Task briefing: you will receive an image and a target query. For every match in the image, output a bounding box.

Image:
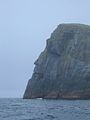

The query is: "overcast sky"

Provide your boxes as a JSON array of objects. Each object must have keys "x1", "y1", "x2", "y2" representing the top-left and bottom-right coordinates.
[{"x1": 0, "y1": 0, "x2": 90, "y2": 98}]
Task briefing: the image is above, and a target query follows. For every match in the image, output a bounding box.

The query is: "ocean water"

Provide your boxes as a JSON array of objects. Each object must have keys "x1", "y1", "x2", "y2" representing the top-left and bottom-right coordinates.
[{"x1": 0, "y1": 98, "x2": 90, "y2": 120}]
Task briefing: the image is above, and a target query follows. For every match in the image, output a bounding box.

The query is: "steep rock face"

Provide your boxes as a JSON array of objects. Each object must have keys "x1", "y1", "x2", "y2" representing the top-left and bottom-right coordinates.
[{"x1": 23, "y1": 24, "x2": 90, "y2": 99}]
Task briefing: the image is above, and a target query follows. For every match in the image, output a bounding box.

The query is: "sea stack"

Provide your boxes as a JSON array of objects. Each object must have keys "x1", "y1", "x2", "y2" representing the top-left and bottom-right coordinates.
[{"x1": 23, "y1": 23, "x2": 90, "y2": 99}]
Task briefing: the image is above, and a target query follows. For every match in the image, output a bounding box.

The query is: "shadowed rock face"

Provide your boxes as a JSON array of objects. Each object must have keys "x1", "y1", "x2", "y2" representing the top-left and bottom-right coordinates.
[{"x1": 23, "y1": 24, "x2": 90, "y2": 99}]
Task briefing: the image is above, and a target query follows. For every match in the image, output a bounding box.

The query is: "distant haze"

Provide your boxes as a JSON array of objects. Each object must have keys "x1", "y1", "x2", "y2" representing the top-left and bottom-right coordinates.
[{"x1": 0, "y1": 0, "x2": 90, "y2": 98}]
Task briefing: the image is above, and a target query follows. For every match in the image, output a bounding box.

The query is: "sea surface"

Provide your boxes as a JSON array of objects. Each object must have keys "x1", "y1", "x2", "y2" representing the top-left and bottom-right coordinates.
[{"x1": 0, "y1": 98, "x2": 90, "y2": 120}]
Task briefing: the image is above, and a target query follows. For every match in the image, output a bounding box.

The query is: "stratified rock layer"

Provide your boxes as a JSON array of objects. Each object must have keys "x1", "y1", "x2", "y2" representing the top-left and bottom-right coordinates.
[{"x1": 23, "y1": 24, "x2": 90, "y2": 99}]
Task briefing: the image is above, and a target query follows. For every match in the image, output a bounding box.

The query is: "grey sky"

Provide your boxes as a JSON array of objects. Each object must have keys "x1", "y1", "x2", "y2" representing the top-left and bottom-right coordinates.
[{"x1": 0, "y1": 0, "x2": 90, "y2": 98}]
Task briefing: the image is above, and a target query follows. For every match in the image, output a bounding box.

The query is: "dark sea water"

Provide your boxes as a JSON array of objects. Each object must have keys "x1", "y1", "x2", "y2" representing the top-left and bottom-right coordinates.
[{"x1": 0, "y1": 98, "x2": 90, "y2": 120}]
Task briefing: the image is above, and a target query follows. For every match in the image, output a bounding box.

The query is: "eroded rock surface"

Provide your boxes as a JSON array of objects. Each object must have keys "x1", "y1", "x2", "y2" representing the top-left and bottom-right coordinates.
[{"x1": 23, "y1": 24, "x2": 90, "y2": 99}]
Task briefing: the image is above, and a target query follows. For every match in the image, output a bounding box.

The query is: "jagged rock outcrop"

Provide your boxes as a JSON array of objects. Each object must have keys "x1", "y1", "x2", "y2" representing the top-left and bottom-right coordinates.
[{"x1": 23, "y1": 23, "x2": 90, "y2": 99}]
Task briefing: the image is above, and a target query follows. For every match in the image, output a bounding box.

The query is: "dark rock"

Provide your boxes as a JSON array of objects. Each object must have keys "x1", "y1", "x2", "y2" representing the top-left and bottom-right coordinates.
[{"x1": 23, "y1": 23, "x2": 90, "y2": 99}]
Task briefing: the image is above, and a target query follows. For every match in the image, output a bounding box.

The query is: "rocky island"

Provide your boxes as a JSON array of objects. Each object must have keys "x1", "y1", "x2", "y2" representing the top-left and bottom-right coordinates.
[{"x1": 23, "y1": 23, "x2": 90, "y2": 99}]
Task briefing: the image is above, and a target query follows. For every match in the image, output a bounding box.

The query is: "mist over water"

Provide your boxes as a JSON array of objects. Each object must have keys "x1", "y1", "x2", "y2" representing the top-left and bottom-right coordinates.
[{"x1": 0, "y1": 99, "x2": 90, "y2": 120}]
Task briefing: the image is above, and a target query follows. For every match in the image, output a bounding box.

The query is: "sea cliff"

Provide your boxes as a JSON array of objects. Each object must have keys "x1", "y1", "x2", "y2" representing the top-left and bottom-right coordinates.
[{"x1": 23, "y1": 24, "x2": 90, "y2": 99}]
